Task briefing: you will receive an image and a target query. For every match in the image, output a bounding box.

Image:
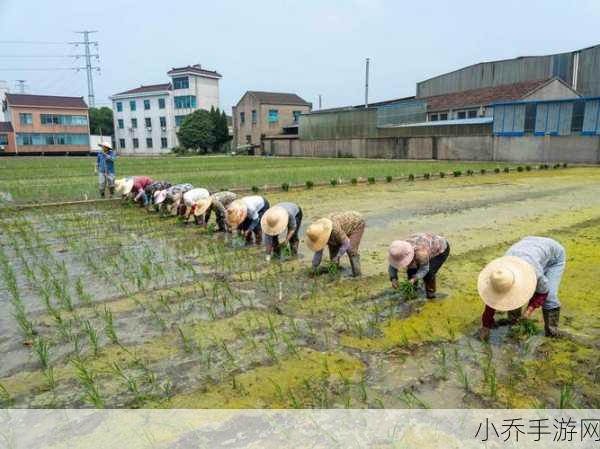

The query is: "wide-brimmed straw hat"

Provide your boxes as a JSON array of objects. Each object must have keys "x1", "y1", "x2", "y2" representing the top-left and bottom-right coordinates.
[
  {"x1": 477, "y1": 256, "x2": 537, "y2": 311},
  {"x1": 193, "y1": 197, "x2": 213, "y2": 217},
  {"x1": 98, "y1": 142, "x2": 112, "y2": 151},
  {"x1": 122, "y1": 178, "x2": 135, "y2": 195},
  {"x1": 154, "y1": 189, "x2": 167, "y2": 205},
  {"x1": 261, "y1": 206, "x2": 289, "y2": 236},
  {"x1": 226, "y1": 200, "x2": 248, "y2": 227},
  {"x1": 305, "y1": 218, "x2": 333, "y2": 252},
  {"x1": 388, "y1": 240, "x2": 415, "y2": 269},
  {"x1": 114, "y1": 178, "x2": 130, "y2": 196}
]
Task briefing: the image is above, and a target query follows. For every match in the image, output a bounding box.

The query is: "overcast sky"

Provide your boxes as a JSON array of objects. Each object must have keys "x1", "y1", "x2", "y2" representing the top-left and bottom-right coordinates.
[{"x1": 1, "y1": 0, "x2": 598, "y2": 112}]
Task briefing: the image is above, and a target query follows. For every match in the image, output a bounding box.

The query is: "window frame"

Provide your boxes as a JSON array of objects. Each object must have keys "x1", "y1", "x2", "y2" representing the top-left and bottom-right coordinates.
[
  {"x1": 145, "y1": 117, "x2": 152, "y2": 128},
  {"x1": 132, "y1": 138, "x2": 139, "y2": 149},
  {"x1": 159, "y1": 116, "x2": 167, "y2": 128},
  {"x1": 116, "y1": 102, "x2": 123, "y2": 112},
  {"x1": 173, "y1": 76, "x2": 189, "y2": 90},
  {"x1": 117, "y1": 119, "x2": 124, "y2": 129},
  {"x1": 158, "y1": 98, "x2": 166, "y2": 109},
  {"x1": 131, "y1": 118, "x2": 138, "y2": 128},
  {"x1": 160, "y1": 137, "x2": 168, "y2": 148},
  {"x1": 129, "y1": 100, "x2": 136, "y2": 111},
  {"x1": 19, "y1": 113, "x2": 33, "y2": 125},
  {"x1": 119, "y1": 138, "x2": 125, "y2": 149},
  {"x1": 174, "y1": 95, "x2": 197, "y2": 109},
  {"x1": 146, "y1": 137, "x2": 153, "y2": 148},
  {"x1": 268, "y1": 109, "x2": 279, "y2": 124},
  {"x1": 143, "y1": 99, "x2": 151, "y2": 110}
]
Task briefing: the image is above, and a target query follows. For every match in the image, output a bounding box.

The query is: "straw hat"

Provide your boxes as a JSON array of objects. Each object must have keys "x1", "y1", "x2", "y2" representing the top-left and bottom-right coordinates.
[
  {"x1": 261, "y1": 206, "x2": 289, "y2": 236},
  {"x1": 193, "y1": 197, "x2": 213, "y2": 216},
  {"x1": 114, "y1": 178, "x2": 131, "y2": 196},
  {"x1": 98, "y1": 142, "x2": 112, "y2": 151},
  {"x1": 388, "y1": 240, "x2": 415, "y2": 269},
  {"x1": 305, "y1": 218, "x2": 333, "y2": 252},
  {"x1": 477, "y1": 256, "x2": 537, "y2": 311},
  {"x1": 154, "y1": 189, "x2": 167, "y2": 205},
  {"x1": 122, "y1": 178, "x2": 135, "y2": 195},
  {"x1": 226, "y1": 200, "x2": 248, "y2": 227}
]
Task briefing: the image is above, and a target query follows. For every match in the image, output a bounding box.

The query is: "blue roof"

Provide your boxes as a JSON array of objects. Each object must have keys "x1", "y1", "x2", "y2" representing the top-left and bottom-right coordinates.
[{"x1": 379, "y1": 117, "x2": 493, "y2": 128}]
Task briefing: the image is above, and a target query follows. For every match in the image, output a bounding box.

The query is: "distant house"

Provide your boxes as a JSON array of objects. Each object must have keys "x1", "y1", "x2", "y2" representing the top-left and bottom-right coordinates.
[
  {"x1": 232, "y1": 91, "x2": 311, "y2": 151},
  {"x1": 110, "y1": 64, "x2": 221, "y2": 154},
  {"x1": 2, "y1": 94, "x2": 90, "y2": 155}
]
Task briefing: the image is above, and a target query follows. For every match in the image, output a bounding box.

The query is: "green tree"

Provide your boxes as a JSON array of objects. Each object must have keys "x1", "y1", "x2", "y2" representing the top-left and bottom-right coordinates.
[
  {"x1": 177, "y1": 109, "x2": 215, "y2": 153},
  {"x1": 214, "y1": 110, "x2": 231, "y2": 150},
  {"x1": 88, "y1": 107, "x2": 114, "y2": 136}
]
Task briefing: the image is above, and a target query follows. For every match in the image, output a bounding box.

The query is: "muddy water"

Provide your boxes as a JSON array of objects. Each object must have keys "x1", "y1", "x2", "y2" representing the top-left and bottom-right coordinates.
[{"x1": 1, "y1": 167, "x2": 599, "y2": 408}]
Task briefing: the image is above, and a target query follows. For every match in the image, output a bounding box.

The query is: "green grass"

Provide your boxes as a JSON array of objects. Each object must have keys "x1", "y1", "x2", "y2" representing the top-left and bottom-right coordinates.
[{"x1": 0, "y1": 155, "x2": 515, "y2": 203}]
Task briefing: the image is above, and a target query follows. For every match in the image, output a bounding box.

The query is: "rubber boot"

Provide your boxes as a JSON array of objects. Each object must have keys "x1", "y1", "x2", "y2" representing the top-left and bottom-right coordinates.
[
  {"x1": 349, "y1": 254, "x2": 362, "y2": 277},
  {"x1": 254, "y1": 229, "x2": 263, "y2": 246},
  {"x1": 99, "y1": 190, "x2": 105, "y2": 198},
  {"x1": 290, "y1": 240, "x2": 299, "y2": 256},
  {"x1": 424, "y1": 278, "x2": 436, "y2": 299},
  {"x1": 543, "y1": 307, "x2": 561, "y2": 337},
  {"x1": 108, "y1": 186, "x2": 114, "y2": 198},
  {"x1": 272, "y1": 240, "x2": 281, "y2": 257}
]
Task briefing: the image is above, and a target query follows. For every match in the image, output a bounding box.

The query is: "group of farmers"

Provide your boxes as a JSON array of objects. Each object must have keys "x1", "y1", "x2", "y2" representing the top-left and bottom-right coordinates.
[{"x1": 97, "y1": 142, "x2": 566, "y2": 341}]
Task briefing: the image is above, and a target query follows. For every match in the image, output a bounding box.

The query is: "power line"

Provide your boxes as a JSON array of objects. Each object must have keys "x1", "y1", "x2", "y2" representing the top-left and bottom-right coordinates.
[
  {"x1": 0, "y1": 54, "x2": 76, "y2": 58},
  {"x1": 0, "y1": 68, "x2": 79, "y2": 71},
  {"x1": 71, "y1": 31, "x2": 100, "y2": 107},
  {"x1": 0, "y1": 40, "x2": 70, "y2": 44}
]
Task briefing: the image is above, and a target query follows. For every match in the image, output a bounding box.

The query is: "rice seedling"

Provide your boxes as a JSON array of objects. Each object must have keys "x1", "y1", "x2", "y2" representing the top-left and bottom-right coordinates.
[
  {"x1": 513, "y1": 318, "x2": 539, "y2": 337},
  {"x1": 305, "y1": 180, "x2": 314, "y2": 189},
  {"x1": 112, "y1": 362, "x2": 143, "y2": 405},
  {"x1": 71, "y1": 358, "x2": 104, "y2": 408},
  {"x1": 408, "y1": 174, "x2": 415, "y2": 181},
  {"x1": 494, "y1": 167, "x2": 501, "y2": 173},
  {"x1": 397, "y1": 280, "x2": 417, "y2": 300},
  {"x1": 453, "y1": 170, "x2": 462, "y2": 177},
  {"x1": 559, "y1": 383, "x2": 574, "y2": 409},
  {"x1": 330, "y1": 179, "x2": 338, "y2": 186},
  {"x1": 424, "y1": 172, "x2": 431, "y2": 179},
  {"x1": 82, "y1": 320, "x2": 99, "y2": 356},
  {"x1": 263, "y1": 338, "x2": 279, "y2": 363},
  {"x1": 287, "y1": 388, "x2": 301, "y2": 408},
  {"x1": 251, "y1": 185, "x2": 260, "y2": 193},
  {"x1": 161, "y1": 380, "x2": 174, "y2": 399},
  {"x1": 351, "y1": 177, "x2": 358, "y2": 184},
  {"x1": 0, "y1": 382, "x2": 13, "y2": 407},
  {"x1": 456, "y1": 363, "x2": 471, "y2": 393},
  {"x1": 439, "y1": 171, "x2": 446, "y2": 178},
  {"x1": 177, "y1": 326, "x2": 193, "y2": 353},
  {"x1": 503, "y1": 167, "x2": 510, "y2": 173},
  {"x1": 480, "y1": 168, "x2": 486, "y2": 174},
  {"x1": 281, "y1": 182, "x2": 290, "y2": 191},
  {"x1": 401, "y1": 389, "x2": 429, "y2": 408},
  {"x1": 45, "y1": 366, "x2": 56, "y2": 391},
  {"x1": 517, "y1": 166, "x2": 524, "y2": 172},
  {"x1": 467, "y1": 169, "x2": 474, "y2": 176},
  {"x1": 33, "y1": 336, "x2": 50, "y2": 370},
  {"x1": 367, "y1": 177, "x2": 376, "y2": 184},
  {"x1": 358, "y1": 375, "x2": 368, "y2": 403},
  {"x1": 102, "y1": 306, "x2": 119, "y2": 345},
  {"x1": 386, "y1": 175, "x2": 393, "y2": 182}
]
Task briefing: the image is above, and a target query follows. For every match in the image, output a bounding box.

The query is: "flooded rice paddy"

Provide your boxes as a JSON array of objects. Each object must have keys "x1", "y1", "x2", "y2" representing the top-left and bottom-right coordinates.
[{"x1": 0, "y1": 167, "x2": 599, "y2": 409}]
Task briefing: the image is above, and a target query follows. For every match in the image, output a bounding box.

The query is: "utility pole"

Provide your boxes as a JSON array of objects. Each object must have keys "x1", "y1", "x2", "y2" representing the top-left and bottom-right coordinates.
[
  {"x1": 318, "y1": 94, "x2": 322, "y2": 110},
  {"x1": 71, "y1": 31, "x2": 100, "y2": 107},
  {"x1": 16, "y1": 80, "x2": 26, "y2": 93},
  {"x1": 364, "y1": 58, "x2": 370, "y2": 108}
]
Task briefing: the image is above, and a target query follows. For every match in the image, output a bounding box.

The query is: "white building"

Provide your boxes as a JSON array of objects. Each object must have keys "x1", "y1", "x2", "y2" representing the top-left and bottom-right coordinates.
[{"x1": 110, "y1": 64, "x2": 221, "y2": 154}]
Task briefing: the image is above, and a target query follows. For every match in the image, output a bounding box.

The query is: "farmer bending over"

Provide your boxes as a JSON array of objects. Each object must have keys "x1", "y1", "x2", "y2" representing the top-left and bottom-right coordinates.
[
  {"x1": 478, "y1": 236, "x2": 566, "y2": 341},
  {"x1": 226, "y1": 195, "x2": 270, "y2": 244},
  {"x1": 388, "y1": 233, "x2": 450, "y2": 299},
  {"x1": 306, "y1": 211, "x2": 365, "y2": 277},
  {"x1": 154, "y1": 183, "x2": 194, "y2": 215},
  {"x1": 95, "y1": 143, "x2": 116, "y2": 198},
  {"x1": 143, "y1": 181, "x2": 171, "y2": 211},
  {"x1": 180, "y1": 188, "x2": 210, "y2": 224},
  {"x1": 261, "y1": 202, "x2": 303, "y2": 260},
  {"x1": 124, "y1": 176, "x2": 154, "y2": 206},
  {"x1": 194, "y1": 191, "x2": 237, "y2": 232}
]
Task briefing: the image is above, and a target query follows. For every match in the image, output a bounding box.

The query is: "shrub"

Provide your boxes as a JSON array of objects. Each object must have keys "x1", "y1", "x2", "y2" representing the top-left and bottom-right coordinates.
[
  {"x1": 517, "y1": 166, "x2": 524, "y2": 172},
  {"x1": 281, "y1": 183, "x2": 290, "y2": 192},
  {"x1": 170, "y1": 145, "x2": 188, "y2": 156},
  {"x1": 305, "y1": 180, "x2": 314, "y2": 189},
  {"x1": 408, "y1": 174, "x2": 415, "y2": 181},
  {"x1": 351, "y1": 178, "x2": 358, "y2": 185},
  {"x1": 386, "y1": 175, "x2": 393, "y2": 183},
  {"x1": 539, "y1": 164, "x2": 549, "y2": 170},
  {"x1": 494, "y1": 167, "x2": 501, "y2": 173},
  {"x1": 453, "y1": 170, "x2": 462, "y2": 177},
  {"x1": 367, "y1": 177, "x2": 376, "y2": 184},
  {"x1": 439, "y1": 172, "x2": 446, "y2": 178},
  {"x1": 553, "y1": 163, "x2": 561, "y2": 169},
  {"x1": 563, "y1": 162, "x2": 568, "y2": 168},
  {"x1": 251, "y1": 185, "x2": 259, "y2": 193},
  {"x1": 480, "y1": 169, "x2": 486, "y2": 175},
  {"x1": 424, "y1": 172, "x2": 431, "y2": 180},
  {"x1": 525, "y1": 165, "x2": 532, "y2": 171},
  {"x1": 466, "y1": 169, "x2": 474, "y2": 176},
  {"x1": 503, "y1": 167, "x2": 510, "y2": 173},
  {"x1": 330, "y1": 179, "x2": 338, "y2": 187}
]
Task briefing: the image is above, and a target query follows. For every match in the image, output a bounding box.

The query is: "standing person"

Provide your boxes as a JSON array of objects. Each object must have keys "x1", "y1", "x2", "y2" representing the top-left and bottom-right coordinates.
[
  {"x1": 179, "y1": 187, "x2": 210, "y2": 224},
  {"x1": 95, "y1": 142, "x2": 116, "y2": 198},
  {"x1": 226, "y1": 195, "x2": 270, "y2": 244},
  {"x1": 193, "y1": 191, "x2": 237, "y2": 232},
  {"x1": 305, "y1": 211, "x2": 365, "y2": 277},
  {"x1": 121, "y1": 176, "x2": 154, "y2": 206},
  {"x1": 154, "y1": 183, "x2": 194, "y2": 215},
  {"x1": 144, "y1": 180, "x2": 171, "y2": 211},
  {"x1": 478, "y1": 236, "x2": 566, "y2": 341},
  {"x1": 261, "y1": 202, "x2": 303, "y2": 260},
  {"x1": 388, "y1": 233, "x2": 450, "y2": 299}
]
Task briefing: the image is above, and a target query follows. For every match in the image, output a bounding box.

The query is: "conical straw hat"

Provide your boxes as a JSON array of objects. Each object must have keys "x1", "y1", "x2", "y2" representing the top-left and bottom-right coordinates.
[
  {"x1": 477, "y1": 256, "x2": 537, "y2": 311},
  {"x1": 261, "y1": 206, "x2": 289, "y2": 236},
  {"x1": 194, "y1": 197, "x2": 213, "y2": 216},
  {"x1": 226, "y1": 200, "x2": 248, "y2": 227},
  {"x1": 305, "y1": 218, "x2": 333, "y2": 252}
]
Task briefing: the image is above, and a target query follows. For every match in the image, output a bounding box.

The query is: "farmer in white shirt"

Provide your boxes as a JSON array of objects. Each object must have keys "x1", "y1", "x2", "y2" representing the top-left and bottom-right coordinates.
[
  {"x1": 226, "y1": 195, "x2": 270, "y2": 244},
  {"x1": 179, "y1": 188, "x2": 210, "y2": 224}
]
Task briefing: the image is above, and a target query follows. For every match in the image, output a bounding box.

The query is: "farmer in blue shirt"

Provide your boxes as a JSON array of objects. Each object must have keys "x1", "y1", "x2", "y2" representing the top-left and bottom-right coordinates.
[{"x1": 96, "y1": 142, "x2": 116, "y2": 198}]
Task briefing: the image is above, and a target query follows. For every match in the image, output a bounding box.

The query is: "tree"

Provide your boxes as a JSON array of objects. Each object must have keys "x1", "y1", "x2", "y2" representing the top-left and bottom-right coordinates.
[
  {"x1": 177, "y1": 109, "x2": 215, "y2": 153},
  {"x1": 88, "y1": 107, "x2": 114, "y2": 136},
  {"x1": 214, "y1": 110, "x2": 231, "y2": 150}
]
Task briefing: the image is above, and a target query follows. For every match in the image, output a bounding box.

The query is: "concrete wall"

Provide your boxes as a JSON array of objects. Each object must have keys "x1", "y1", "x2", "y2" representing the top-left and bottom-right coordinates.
[
  {"x1": 264, "y1": 134, "x2": 600, "y2": 163},
  {"x1": 524, "y1": 79, "x2": 579, "y2": 101}
]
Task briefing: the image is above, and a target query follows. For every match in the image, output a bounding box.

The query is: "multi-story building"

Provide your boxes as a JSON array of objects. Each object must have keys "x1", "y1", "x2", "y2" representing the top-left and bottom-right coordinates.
[
  {"x1": 1, "y1": 94, "x2": 90, "y2": 155},
  {"x1": 232, "y1": 91, "x2": 311, "y2": 151},
  {"x1": 111, "y1": 64, "x2": 221, "y2": 154}
]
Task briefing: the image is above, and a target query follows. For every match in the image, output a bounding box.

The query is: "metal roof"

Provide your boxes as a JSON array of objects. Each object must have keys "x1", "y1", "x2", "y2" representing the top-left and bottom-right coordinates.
[
  {"x1": 0, "y1": 121, "x2": 13, "y2": 132},
  {"x1": 113, "y1": 83, "x2": 171, "y2": 96},
  {"x1": 379, "y1": 117, "x2": 493, "y2": 128},
  {"x1": 167, "y1": 64, "x2": 222, "y2": 78},
  {"x1": 5, "y1": 93, "x2": 88, "y2": 109},
  {"x1": 245, "y1": 91, "x2": 311, "y2": 106}
]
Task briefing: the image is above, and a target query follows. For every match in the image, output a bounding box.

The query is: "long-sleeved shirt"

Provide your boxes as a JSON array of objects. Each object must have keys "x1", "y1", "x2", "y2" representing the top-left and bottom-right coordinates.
[
  {"x1": 165, "y1": 183, "x2": 194, "y2": 203},
  {"x1": 388, "y1": 233, "x2": 448, "y2": 281},
  {"x1": 207, "y1": 191, "x2": 237, "y2": 219},
  {"x1": 145, "y1": 181, "x2": 171, "y2": 199},
  {"x1": 131, "y1": 176, "x2": 154, "y2": 194},
  {"x1": 505, "y1": 236, "x2": 563, "y2": 295},
  {"x1": 96, "y1": 150, "x2": 116, "y2": 174},
  {"x1": 183, "y1": 188, "x2": 210, "y2": 207},
  {"x1": 312, "y1": 211, "x2": 364, "y2": 267},
  {"x1": 239, "y1": 196, "x2": 266, "y2": 232},
  {"x1": 263, "y1": 202, "x2": 300, "y2": 246}
]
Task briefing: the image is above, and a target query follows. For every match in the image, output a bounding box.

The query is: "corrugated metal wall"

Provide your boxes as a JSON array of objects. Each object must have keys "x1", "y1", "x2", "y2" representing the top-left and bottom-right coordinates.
[
  {"x1": 376, "y1": 99, "x2": 427, "y2": 126},
  {"x1": 299, "y1": 108, "x2": 377, "y2": 140},
  {"x1": 577, "y1": 46, "x2": 600, "y2": 97},
  {"x1": 582, "y1": 99, "x2": 600, "y2": 135}
]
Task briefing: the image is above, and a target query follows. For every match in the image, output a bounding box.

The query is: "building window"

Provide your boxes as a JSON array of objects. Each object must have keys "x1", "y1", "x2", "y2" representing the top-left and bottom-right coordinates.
[
  {"x1": 16, "y1": 133, "x2": 89, "y2": 146},
  {"x1": 159, "y1": 116, "x2": 166, "y2": 127},
  {"x1": 161, "y1": 137, "x2": 168, "y2": 148},
  {"x1": 175, "y1": 115, "x2": 187, "y2": 127},
  {"x1": 146, "y1": 138, "x2": 153, "y2": 148},
  {"x1": 250, "y1": 110, "x2": 257, "y2": 124},
  {"x1": 132, "y1": 138, "x2": 139, "y2": 149},
  {"x1": 0, "y1": 134, "x2": 8, "y2": 146},
  {"x1": 158, "y1": 98, "x2": 166, "y2": 109},
  {"x1": 524, "y1": 103, "x2": 537, "y2": 133},
  {"x1": 173, "y1": 76, "x2": 189, "y2": 89},
  {"x1": 439, "y1": 113, "x2": 448, "y2": 121},
  {"x1": 430, "y1": 114, "x2": 438, "y2": 122},
  {"x1": 116, "y1": 102, "x2": 123, "y2": 112},
  {"x1": 129, "y1": 100, "x2": 136, "y2": 111},
  {"x1": 571, "y1": 100, "x2": 585, "y2": 132},
  {"x1": 40, "y1": 114, "x2": 88, "y2": 126},
  {"x1": 468, "y1": 110, "x2": 478, "y2": 118},
  {"x1": 457, "y1": 111, "x2": 466, "y2": 119},
  {"x1": 174, "y1": 95, "x2": 196, "y2": 109},
  {"x1": 118, "y1": 119, "x2": 124, "y2": 129},
  {"x1": 268, "y1": 109, "x2": 279, "y2": 123},
  {"x1": 143, "y1": 99, "x2": 151, "y2": 110},
  {"x1": 292, "y1": 110, "x2": 302, "y2": 122},
  {"x1": 131, "y1": 118, "x2": 138, "y2": 128},
  {"x1": 20, "y1": 113, "x2": 33, "y2": 125},
  {"x1": 145, "y1": 117, "x2": 152, "y2": 128},
  {"x1": 240, "y1": 111, "x2": 245, "y2": 125},
  {"x1": 119, "y1": 138, "x2": 125, "y2": 149}
]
